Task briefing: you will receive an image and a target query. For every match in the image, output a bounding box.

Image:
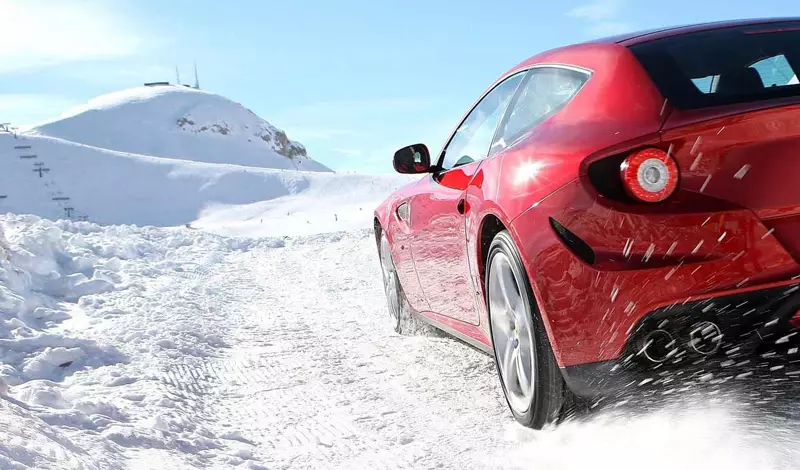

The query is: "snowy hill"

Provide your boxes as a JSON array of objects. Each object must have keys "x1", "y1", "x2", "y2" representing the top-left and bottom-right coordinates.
[
  {"x1": 29, "y1": 85, "x2": 330, "y2": 172},
  {"x1": 0, "y1": 132, "x2": 409, "y2": 228}
]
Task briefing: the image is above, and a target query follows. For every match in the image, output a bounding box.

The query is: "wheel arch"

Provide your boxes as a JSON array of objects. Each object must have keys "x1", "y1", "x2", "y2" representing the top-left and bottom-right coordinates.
[
  {"x1": 477, "y1": 213, "x2": 508, "y2": 291},
  {"x1": 373, "y1": 217, "x2": 383, "y2": 249},
  {"x1": 477, "y1": 209, "x2": 569, "y2": 368}
]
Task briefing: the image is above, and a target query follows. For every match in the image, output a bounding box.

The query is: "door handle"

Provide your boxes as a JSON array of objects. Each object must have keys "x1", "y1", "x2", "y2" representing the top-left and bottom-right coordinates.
[{"x1": 457, "y1": 199, "x2": 468, "y2": 215}]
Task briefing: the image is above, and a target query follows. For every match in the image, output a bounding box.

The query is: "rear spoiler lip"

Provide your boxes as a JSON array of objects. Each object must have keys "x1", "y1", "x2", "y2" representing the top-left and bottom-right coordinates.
[
  {"x1": 658, "y1": 95, "x2": 800, "y2": 132},
  {"x1": 744, "y1": 26, "x2": 800, "y2": 34}
]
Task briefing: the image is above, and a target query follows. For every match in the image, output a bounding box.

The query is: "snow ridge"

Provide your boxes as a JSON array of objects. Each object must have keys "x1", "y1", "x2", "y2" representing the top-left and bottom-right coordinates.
[
  {"x1": 29, "y1": 85, "x2": 330, "y2": 172},
  {"x1": 0, "y1": 132, "x2": 410, "y2": 228}
]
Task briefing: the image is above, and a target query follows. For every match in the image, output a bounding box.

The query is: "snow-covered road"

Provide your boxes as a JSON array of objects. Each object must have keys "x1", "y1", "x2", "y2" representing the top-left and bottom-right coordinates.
[{"x1": 3, "y1": 215, "x2": 800, "y2": 469}]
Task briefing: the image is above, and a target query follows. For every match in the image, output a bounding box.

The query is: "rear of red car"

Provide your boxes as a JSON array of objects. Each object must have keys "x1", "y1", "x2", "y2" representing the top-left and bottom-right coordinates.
[
  {"x1": 631, "y1": 22, "x2": 800, "y2": 262},
  {"x1": 539, "y1": 20, "x2": 800, "y2": 395}
]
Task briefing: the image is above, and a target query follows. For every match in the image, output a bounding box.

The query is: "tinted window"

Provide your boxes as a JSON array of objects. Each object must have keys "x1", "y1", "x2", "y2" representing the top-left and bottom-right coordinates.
[
  {"x1": 494, "y1": 67, "x2": 588, "y2": 151},
  {"x1": 440, "y1": 73, "x2": 524, "y2": 170},
  {"x1": 751, "y1": 54, "x2": 797, "y2": 87},
  {"x1": 630, "y1": 22, "x2": 800, "y2": 109}
]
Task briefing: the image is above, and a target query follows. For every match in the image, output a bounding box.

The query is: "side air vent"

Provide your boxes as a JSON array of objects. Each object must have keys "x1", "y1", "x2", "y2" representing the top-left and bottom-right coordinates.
[{"x1": 549, "y1": 217, "x2": 595, "y2": 265}]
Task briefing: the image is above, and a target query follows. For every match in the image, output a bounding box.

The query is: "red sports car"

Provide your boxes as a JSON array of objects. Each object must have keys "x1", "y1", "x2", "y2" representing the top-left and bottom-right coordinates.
[{"x1": 374, "y1": 18, "x2": 800, "y2": 429}]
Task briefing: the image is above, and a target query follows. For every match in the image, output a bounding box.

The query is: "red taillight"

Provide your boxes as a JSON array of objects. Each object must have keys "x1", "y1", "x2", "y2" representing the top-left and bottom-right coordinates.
[{"x1": 620, "y1": 148, "x2": 679, "y2": 203}]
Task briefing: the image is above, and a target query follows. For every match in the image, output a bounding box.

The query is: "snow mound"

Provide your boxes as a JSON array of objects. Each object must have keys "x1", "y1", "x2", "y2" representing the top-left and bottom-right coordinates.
[
  {"x1": 0, "y1": 215, "x2": 129, "y2": 468},
  {"x1": 0, "y1": 213, "x2": 274, "y2": 467},
  {"x1": 0, "y1": 132, "x2": 410, "y2": 229},
  {"x1": 29, "y1": 85, "x2": 330, "y2": 172},
  {"x1": 0, "y1": 217, "x2": 123, "y2": 388}
]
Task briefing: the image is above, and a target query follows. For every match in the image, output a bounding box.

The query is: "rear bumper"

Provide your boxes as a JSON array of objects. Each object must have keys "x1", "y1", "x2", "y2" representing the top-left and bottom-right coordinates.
[
  {"x1": 561, "y1": 285, "x2": 800, "y2": 398},
  {"x1": 561, "y1": 360, "x2": 629, "y2": 398},
  {"x1": 510, "y1": 178, "x2": 800, "y2": 368}
]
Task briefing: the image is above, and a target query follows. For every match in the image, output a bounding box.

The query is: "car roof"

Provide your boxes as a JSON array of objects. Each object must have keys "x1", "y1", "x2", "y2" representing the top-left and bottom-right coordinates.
[
  {"x1": 591, "y1": 17, "x2": 800, "y2": 46},
  {"x1": 496, "y1": 17, "x2": 800, "y2": 103}
]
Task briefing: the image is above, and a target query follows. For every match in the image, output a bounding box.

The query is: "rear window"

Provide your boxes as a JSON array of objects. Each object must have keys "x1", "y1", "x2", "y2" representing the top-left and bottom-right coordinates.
[{"x1": 630, "y1": 22, "x2": 800, "y2": 109}]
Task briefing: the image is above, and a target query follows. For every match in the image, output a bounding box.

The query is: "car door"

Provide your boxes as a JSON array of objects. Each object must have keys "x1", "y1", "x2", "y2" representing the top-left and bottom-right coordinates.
[{"x1": 408, "y1": 73, "x2": 525, "y2": 324}]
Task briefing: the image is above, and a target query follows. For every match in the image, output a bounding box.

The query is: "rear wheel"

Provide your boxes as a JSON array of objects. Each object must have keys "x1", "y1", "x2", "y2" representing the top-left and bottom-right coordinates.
[{"x1": 486, "y1": 230, "x2": 567, "y2": 429}]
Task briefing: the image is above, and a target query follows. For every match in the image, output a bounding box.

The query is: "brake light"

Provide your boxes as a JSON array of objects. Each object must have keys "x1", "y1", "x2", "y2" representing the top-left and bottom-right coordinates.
[{"x1": 620, "y1": 148, "x2": 679, "y2": 203}]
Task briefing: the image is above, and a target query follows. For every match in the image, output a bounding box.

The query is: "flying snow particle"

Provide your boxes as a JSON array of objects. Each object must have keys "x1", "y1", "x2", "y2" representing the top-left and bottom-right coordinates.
[
  {"x1": 643, "y1": 243, "x2": 655, "y2": 262},
  {"x1": 690, "y1": 153, "x2": 703, "y2": 171},
  {"x1": 623, "y1": 238, "x2": 633, "y2": 258},
  {"x1": 690, "y1": 136, "x2": 703, "y2": 155},
  {"x1": 699, "y1": 175, "x2": 712, "y2": 192},
  {"x1": 733, "y1": 164, "x2": 751, "y2": 179}
]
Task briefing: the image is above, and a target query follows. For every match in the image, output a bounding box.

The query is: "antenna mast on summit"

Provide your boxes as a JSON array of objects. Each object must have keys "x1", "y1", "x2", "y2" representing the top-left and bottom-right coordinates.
[
  {"x1": 193, "y1": 61, "x2": 200, "y2": 90},
  {"x1": 175, "y1": 65, "x2": 181, "y2": 85}
]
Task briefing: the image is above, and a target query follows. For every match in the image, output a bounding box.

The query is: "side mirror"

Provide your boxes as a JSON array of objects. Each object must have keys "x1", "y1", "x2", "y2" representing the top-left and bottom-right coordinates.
[{"x1": 393, "y1": 144, "x2": 432, "y2": 174}]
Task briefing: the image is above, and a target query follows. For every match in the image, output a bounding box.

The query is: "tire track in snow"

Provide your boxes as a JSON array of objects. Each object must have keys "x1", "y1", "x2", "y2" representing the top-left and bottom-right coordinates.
[
  {"x1": 197, "y1": 232, "x2": 512, "y2": 469},
  {"x1": 141, "y1": 231, "x2": 517, "y2": 469}
]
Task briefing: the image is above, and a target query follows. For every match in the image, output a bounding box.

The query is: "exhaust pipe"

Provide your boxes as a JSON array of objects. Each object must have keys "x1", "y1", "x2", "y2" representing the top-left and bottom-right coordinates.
[
  {"x1": 688, "y1": 321, "x2": 723, "y2": 356},
  {"x1": 638, "y1": 329, "x2": 677, "y2": 363}
]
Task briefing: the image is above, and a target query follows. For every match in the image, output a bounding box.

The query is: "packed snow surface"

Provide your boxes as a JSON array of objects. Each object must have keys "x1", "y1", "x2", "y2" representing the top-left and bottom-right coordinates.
[
  {"x1": 29, "y1": 85, "x2": 330, "y2": 172},
  {"x1": 2, "y1": 210, "x2": 800, "y2": 468}
]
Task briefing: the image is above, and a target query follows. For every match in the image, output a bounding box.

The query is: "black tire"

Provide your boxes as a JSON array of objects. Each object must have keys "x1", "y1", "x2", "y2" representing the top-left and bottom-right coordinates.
[{"x1": 486, "y1": 230, "x2": 568, "y2": 429}]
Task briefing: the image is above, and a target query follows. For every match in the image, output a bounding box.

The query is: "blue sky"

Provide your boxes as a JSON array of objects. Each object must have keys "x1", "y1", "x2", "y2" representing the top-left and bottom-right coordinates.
[{"x1": 0, "y1": 0, "x2": 797, "y2": 173}]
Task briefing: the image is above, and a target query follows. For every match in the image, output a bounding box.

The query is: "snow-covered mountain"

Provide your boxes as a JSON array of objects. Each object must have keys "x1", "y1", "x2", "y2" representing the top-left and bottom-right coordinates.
[
  {"x1": 1, "y1": 85, "x2": 412, "y2": 229},
  {"x1": 29, "y1": 85, "x2": 330, "y2": 172}
]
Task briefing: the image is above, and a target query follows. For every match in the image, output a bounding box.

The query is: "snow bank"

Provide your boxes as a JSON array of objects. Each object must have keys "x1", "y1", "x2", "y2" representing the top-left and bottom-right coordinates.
[
  {"x1": 0, "y1": 215, "x2": 132, "y2": 467},
  {"x1": 0, "y1": 214, "x2": 270, "y2": 467},
  {"x1": 29, "y1": 85, "x2": 330, "y2": 172},
  {"x1": 0, "y1": 216, "x2": 123, "y2": 387}
]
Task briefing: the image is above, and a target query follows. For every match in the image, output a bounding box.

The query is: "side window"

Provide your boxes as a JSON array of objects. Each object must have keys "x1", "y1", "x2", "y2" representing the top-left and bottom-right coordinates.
[
  {"x1": 691, "y1": 75, "x2": 720, "y2": 94},
  {"x1": 494, "y1": 67, "x2": 589, "y2": 151},
  {"x1": 439, "y1": 73, "x2": 524, "y2": 170}
]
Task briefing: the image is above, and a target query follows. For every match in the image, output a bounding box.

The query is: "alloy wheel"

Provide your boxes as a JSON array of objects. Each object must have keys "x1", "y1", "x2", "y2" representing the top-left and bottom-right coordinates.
[{"x1": 488, "y1": 252, "x2": 536, "y2": 414}]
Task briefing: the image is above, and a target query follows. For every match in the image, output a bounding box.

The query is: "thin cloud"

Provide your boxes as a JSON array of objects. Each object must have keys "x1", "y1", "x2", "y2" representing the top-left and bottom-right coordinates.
[
  {"x1": 278, "y1": 97, "x2": 435, "y2": 122},
  {"x1": 569, "y1": 0, "x2": 621, "y2": 21},
  {"x1": 0, "y1": 0, "x2": 146, "y2": 73},
  {"x1": 332, "y1": 148, "x2": 363, "y2": 158},
  {"x1": 289, "y1": 128, "x2": 352, "y2": 141},
  {"x1": 0, "y1": 94, "x2": 80, "y2": 129},
  {"x1": 568, "y1": 0, "x2": 631, "y2": 36}
]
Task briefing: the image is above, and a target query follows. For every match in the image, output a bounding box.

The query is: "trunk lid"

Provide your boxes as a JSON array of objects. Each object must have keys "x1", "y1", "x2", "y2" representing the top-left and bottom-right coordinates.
[{"x1": 661, "y1": 99, "x2": 800, "y2": 259}]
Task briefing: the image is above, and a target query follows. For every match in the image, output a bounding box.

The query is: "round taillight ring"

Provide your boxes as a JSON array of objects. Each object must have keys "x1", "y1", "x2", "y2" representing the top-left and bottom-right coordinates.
[{"x1": 620, "y1": 148, "x2": 679, "y2": 203}]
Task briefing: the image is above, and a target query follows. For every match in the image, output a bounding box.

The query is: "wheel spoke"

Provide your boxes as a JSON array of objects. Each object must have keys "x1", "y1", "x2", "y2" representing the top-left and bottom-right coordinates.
[
  {"x1": 493, "y1": 314, "x2": 512, "y2": 336},
  {"x1": 507, "y1": 289, "x2": 524, "y2": 320},
  {"x1": 499, "y1": 262, "x2": 524, "y2": 318},
  {"x1": 498, "y1": 262, "x2": 514, "y2": 311},
  {"x1": 516, "y1": 346, "x2": 532, "y2": 393},
  {"x1": 502, "y1": 341, "x2": 517, "y2": 385}
]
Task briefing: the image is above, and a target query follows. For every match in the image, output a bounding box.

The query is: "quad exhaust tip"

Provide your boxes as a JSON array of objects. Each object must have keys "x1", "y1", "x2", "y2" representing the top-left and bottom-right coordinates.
[
  {"x1": 640, "y1": 329, "x2": 677, "y2": 363},
  {"x1": 688, "y1": 321, "x2": 723, "y2": 356}
]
